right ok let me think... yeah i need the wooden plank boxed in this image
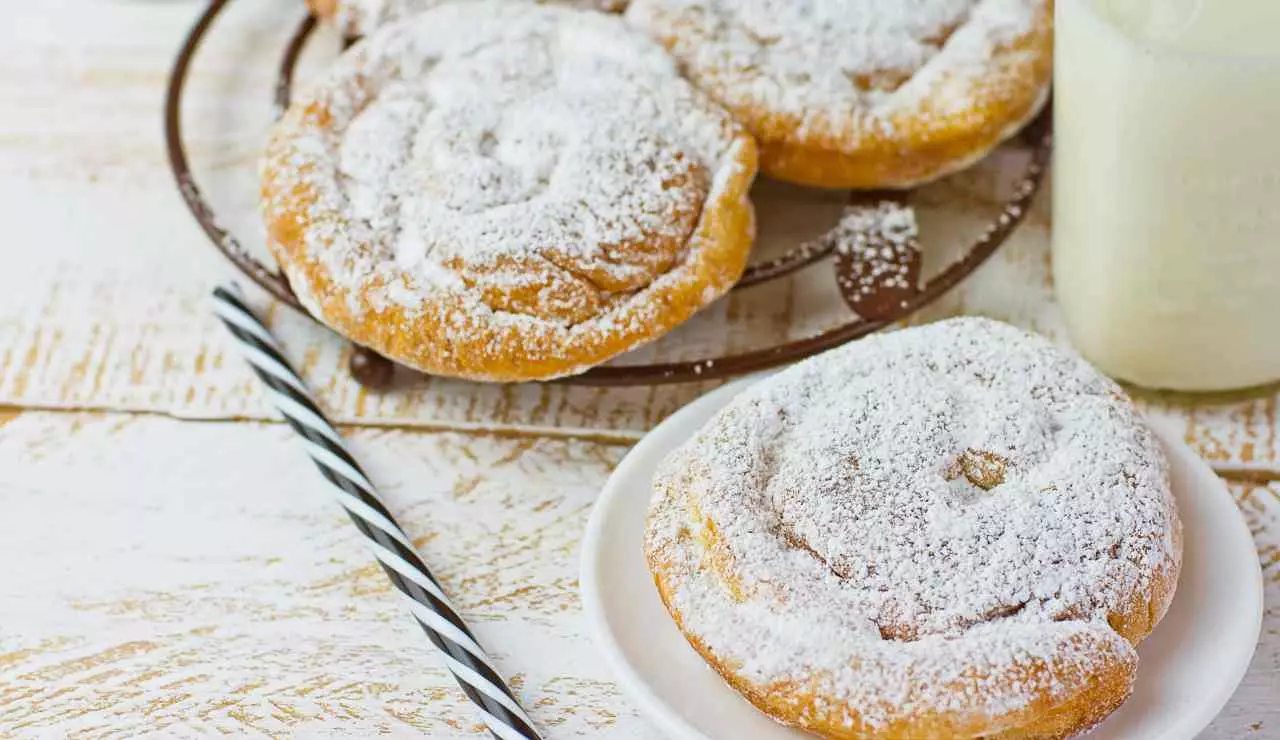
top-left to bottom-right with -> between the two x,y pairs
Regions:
2,2 -> 1277,464
0,411 -> 653,738
3,3 -> 1275,738
0,411 -> 1274,737
1214,481 -> 1280,739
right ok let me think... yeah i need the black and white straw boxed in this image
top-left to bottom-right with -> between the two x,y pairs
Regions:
212,285 -> 542,740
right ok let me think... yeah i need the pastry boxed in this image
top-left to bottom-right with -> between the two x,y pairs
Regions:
262,1 -> 757,382
646,318 -> 1182,739
626,0 -> 1054,189
308,0 -> 628,36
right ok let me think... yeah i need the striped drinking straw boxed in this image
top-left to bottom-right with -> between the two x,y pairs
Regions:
211,285 -> 542,740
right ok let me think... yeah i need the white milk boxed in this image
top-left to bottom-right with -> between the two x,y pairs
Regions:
1053,0 -> 1280,391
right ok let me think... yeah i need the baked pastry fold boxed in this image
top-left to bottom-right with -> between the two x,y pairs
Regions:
646,318 -> 1182,739
626,0 -> 1054,189
263,1 -> 757,381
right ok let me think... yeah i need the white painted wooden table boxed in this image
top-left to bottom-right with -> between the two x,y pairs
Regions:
1,2 -> 1276,737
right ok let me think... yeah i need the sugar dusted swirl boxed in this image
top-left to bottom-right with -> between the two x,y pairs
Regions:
308,0 -> 630,36
262,1 -> 756,381
646,318 -> 1182,739
625,0 -> 1054,188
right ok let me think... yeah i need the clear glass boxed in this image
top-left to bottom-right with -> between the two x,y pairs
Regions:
1053,0 -> 1280,392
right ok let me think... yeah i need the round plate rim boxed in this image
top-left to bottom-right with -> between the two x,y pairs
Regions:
580,380 -> 751,740
579,376 -> 1264,740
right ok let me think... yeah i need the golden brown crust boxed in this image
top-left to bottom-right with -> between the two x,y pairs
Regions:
655,578 -> 1137,740
264,146 -> 756,381
648,482 -> 1160,740
627,0 -> 1055,189
642,319 -> 1183,739
262,5 -> 758,382
306,0 -> 340,22
746,18 -> 1053,190
1103,520 -> 1183,647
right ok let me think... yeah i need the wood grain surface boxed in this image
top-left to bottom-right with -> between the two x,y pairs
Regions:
0,411 -> 1275,738
0,412 -> 649,738
1,1 -> 1277,738
2,1 -> 1278,472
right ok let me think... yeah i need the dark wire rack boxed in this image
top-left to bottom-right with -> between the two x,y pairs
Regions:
164,0 -> 1053,388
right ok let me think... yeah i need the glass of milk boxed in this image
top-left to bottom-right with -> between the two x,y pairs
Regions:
1053,0 -> 1280,392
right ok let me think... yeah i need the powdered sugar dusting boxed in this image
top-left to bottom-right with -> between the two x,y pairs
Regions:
626,0 -> 1048,136
833,202 -> 920,309
263,1 -> 750,370
647,318 -> 1181,730
328,0 -> 629,36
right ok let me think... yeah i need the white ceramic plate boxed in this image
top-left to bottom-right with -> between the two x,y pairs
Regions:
581,378 -> 1264,740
